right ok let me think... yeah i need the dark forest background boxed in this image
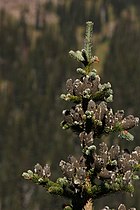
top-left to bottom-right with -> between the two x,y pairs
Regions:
0,0 -> 140,209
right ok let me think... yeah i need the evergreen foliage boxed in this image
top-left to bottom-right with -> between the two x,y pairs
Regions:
23,22 -> 140,210
102,15 -> 140,145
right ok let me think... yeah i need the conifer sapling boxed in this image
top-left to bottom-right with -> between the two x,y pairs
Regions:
22,21 -> 140,210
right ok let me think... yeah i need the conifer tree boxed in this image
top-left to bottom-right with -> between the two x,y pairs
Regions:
23,22 -> 140,210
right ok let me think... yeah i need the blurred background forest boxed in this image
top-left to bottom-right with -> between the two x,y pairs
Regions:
0,0 -> 140,209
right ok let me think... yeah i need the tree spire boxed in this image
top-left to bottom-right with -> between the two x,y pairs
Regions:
84,21 -> 94,61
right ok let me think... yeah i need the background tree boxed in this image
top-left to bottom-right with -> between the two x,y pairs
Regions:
0,1 -> 140,209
